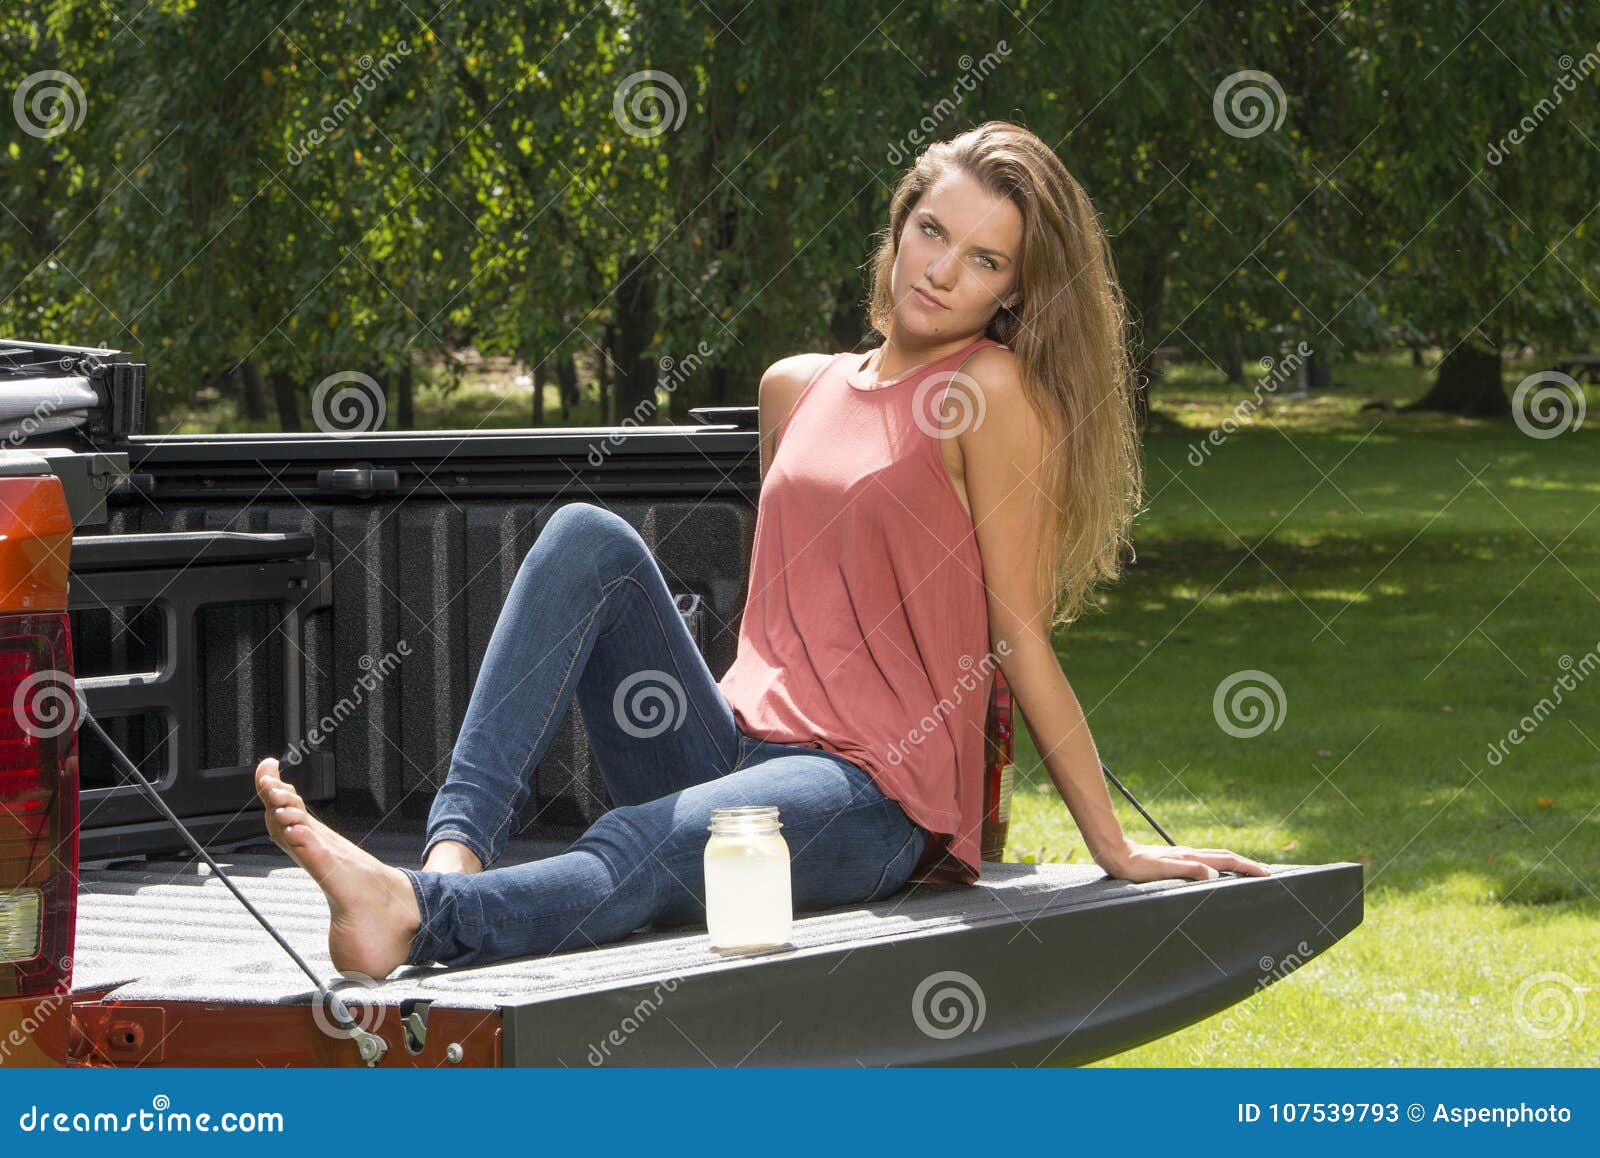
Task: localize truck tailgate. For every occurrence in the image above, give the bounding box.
[68,833,1362,1066]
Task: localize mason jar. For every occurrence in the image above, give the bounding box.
[704,805,792,951]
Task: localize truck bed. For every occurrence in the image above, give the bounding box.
[69,826,1362,1067]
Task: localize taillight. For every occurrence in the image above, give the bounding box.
[0,612,78,995]
[0,472,77,1001]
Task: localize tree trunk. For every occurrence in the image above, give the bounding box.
[556,352,578,421]
[532,361,547,426]
[1225,332,1244,384]
[396,360,415,430]
[613,252,657,426]
[1401,341,1509,415]
[238,360,269,421]
[830,275,864,354]
[268,369,302,432]
[1307,353,1334,390]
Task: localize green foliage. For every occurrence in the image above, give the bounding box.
[3,2,1598,424]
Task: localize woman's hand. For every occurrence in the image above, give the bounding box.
[1094,838,1271,883]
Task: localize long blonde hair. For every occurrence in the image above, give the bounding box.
[864,119,1143,630]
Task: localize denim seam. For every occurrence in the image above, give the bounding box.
[599,570,740,773]
[402,868,434,966]
[867,824,923,900]
[479,578,622,862]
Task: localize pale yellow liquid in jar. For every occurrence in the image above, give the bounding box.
[704,830,792,950]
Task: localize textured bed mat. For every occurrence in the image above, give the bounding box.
[73,831,1282,1011]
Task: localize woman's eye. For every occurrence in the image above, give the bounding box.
[921,221,939,238]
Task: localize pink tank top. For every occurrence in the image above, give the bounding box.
[717,335,1007,886]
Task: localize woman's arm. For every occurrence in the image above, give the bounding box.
[957,348,1269,882]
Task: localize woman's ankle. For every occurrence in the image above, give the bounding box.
[423,839,484,875]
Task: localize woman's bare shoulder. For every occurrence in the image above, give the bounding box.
[757,352,836,480]
[760,352,836,404]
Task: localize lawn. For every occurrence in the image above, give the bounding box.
[1002,350,1598,1066]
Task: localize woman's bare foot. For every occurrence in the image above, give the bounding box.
[255,757,422,979]
[422,839,483,875]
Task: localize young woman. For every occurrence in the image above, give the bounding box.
[254,119,1270,979]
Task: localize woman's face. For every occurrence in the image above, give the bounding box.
[891,169,1022,340]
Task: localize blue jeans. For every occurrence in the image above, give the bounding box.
[401,501,928,969]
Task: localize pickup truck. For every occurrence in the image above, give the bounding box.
[0,339,1363,1067]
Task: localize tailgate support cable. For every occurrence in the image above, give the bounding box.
[75,695,389,1066]
[1102,759,1177,846]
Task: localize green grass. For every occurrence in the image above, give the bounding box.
[1002,349,1598,1066]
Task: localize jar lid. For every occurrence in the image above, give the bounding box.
[707,804,782,832]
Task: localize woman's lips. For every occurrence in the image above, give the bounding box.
[913,286,946,309]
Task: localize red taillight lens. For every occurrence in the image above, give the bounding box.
[0,612,78,997]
